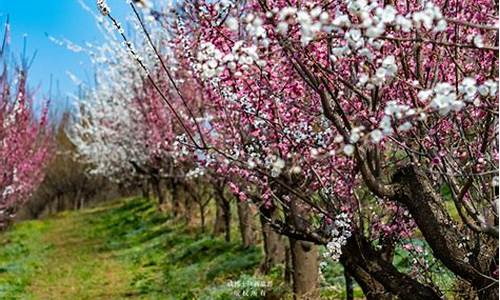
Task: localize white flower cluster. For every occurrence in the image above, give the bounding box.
[97,0,110,17]
[419,78,498,115]
[371,55,398,86]
[228,41,265,72]
[324,213,352,261]
[349,126,365,144]
[277,6,329,45]
[226,17,239,32]
[196,42,225,79]
[473,34,484,48]
[380,101,419,134]
[356,52,398,90]
[411,2,446,31]
[269,156,286,177]
[330,1,446,62]
[477,79,498,97]
[458,78,478,102]
[245,14,267,39]
[196,41,265,79]
[186,167,206,178]
[262,155,286,177]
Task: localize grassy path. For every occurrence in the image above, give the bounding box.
[26,207,136,299]
[0,198,262,300]
[0,198,272,300]
[0,201,150,300]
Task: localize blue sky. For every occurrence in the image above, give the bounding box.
[0,0,131,109]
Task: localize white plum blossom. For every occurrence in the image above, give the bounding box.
[343,144,355,156]
[324,213,352,261]
[382,55,398,76]
[226,17,239,32]
[435,19,448,32]
[332,14,351,28]
[417,89,433,101]
[398,122,412,132]
[277,22,289,34]
[196,42,225,79]
[412,2,443,30]
[278,6,297,20]
[373,55,398,85]
[271,157,286,177]
[245,15,267,39]
[297,9,323,45]
[395,15,413,32]
[349,126,365,143]
[378,5,397,24]
[370,129,383,143]
[329,46,351,62]
[347,0,369,17]
[473,34,484,48]
[458,77,477,101]
[478,80,498,97]
[430,83,462,115]
[277,6,325,45]
[345,29,364,49]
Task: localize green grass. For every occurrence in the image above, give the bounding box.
[0,197,263,299]
[0,220,52,299]
[0,197,458,299]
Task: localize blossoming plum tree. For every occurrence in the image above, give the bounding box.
[95,0,498,298]
[0,23,53,229]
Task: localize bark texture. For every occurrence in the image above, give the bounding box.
[237,201,257,248]
[259,206,286,273]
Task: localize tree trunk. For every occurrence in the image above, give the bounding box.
[340,233,441,300]
[290,238,320,300]
[152,177,164,205]
[287,197,319,300]
[284,244,292,284]
[391,165,498,298]
[79,196,85,210]
[259,206,286,273]
[199,202,206,233]
[213,195,231,242]
[345,269,353,300]
[213,182,231,241]
[170,180,183,217]
[237,201,256,248]
[214,200,225,233]
[141,179,150,199]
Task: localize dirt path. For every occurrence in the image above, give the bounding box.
[26,208,138,299]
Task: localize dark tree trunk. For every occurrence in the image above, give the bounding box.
[141,179,150,199]
[199,202,206,233]
[391,166,498,299]
[340,233,441,300]
[213,195,231,242]
[284,243,292,284]
[152,177,164,205]
[259,206,286,273]
[345,269,353,300]
[170,180,183,217]
[237,201,256,248]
